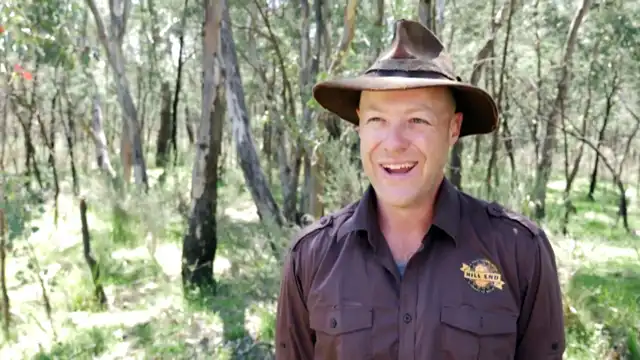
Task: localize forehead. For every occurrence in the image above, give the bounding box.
[358,87,453,113]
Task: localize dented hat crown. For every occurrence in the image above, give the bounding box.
[312,19,499,137]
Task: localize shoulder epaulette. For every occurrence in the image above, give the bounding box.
[289,204,357,252]
[486,201,539,237]
[289,213,335,251]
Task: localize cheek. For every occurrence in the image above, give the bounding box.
[358,131,381,154]
[411,132,447,158]
[410,133,434,152]
[358,133,381,171]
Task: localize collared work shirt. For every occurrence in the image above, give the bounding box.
[275,179,565,360]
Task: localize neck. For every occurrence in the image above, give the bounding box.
[377,178,442,239]
[378,204,433,240]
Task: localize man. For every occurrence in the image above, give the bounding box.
[275,19,565,360]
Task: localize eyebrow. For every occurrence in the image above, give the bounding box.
[360,103,441,115]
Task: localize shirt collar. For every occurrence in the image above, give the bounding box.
[337,177,461,246]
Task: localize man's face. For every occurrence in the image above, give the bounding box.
[356,87,462,209]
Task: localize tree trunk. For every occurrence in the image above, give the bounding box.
[587,69,618,200]
[307,0,357,218]
[451,0,521,189]
[37,95,60,224]
[61,82,79,195]
[181,0,223,294]
[0,207,10,339]
[79,199,108,306]
[156,82,173,167]
[252,2,302,221]
[171,0,189,166]
[560,47,596,233]
[0,83,7,172]
[220,0,284,227]
[182,88,224,293]
[532,0,592,219]
[85,0,149,189]
[418,0,439,33]
[89,95,116,178]
[565,129,631,232]
[184,107,195,144]
[485,0,516,195]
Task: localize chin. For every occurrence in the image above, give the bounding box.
[373,188,423,208]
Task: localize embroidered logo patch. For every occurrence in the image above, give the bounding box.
[460,259,505,293]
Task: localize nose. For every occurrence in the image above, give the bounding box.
[382,122,409,154]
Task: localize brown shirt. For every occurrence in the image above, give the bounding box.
[275,178,565,360]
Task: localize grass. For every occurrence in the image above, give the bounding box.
[543,177,640,360]
[0,165,639,359]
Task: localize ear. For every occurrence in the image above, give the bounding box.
[448,112,463,146]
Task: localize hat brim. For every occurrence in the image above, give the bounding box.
[312,76,498,137]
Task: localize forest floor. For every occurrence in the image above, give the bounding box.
[1,167,639,359]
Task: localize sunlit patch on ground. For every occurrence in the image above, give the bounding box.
[223,201,259,222]
[547,179,567,191]
[152,242,231,278]
[582,210,616,225]
[68,309,159,329]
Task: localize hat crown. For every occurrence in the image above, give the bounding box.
[366,19,456,80]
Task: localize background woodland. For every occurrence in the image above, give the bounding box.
[1,0,640,358]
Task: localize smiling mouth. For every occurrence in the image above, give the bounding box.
[380,162,418,175]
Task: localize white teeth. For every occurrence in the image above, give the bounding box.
[382,163,415,170]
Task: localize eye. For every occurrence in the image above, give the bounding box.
[410,117,430,125]
[366,117,383,123]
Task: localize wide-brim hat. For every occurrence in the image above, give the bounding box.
[312,19,498,137]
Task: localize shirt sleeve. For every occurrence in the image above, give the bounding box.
[515,229,566,359]
[275,248,315,360]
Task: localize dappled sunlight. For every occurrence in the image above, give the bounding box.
[3,170,639,359]
[547,179,567,191]
[3,173,638,359]
[111,245,149,261]
[582,210,616,225]
[27,191,109,252]
[553,236,638,268]
[214,257,232,275]
[153,243,182,278]
[152,242,232,278]
[244,301,277,341]
[223,201,259,223]
[67,309,160,329]
[0,185,243,357]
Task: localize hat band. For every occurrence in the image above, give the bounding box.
[365,69,461,82]
[364,69,449,79]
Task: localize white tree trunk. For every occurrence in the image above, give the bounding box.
[85,0,149,188]
[219,0,284,227]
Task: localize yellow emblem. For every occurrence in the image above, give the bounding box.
[460,259,505,293]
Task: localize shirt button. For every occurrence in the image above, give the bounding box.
[330,318,337,328]
[403,313,412,324]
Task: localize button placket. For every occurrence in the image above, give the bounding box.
[398,261,418,360]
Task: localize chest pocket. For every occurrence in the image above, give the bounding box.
[310,303,373,360]
[440,305,518,360]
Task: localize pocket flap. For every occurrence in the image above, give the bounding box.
[310,304,373,336]
[441,305,517,336]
